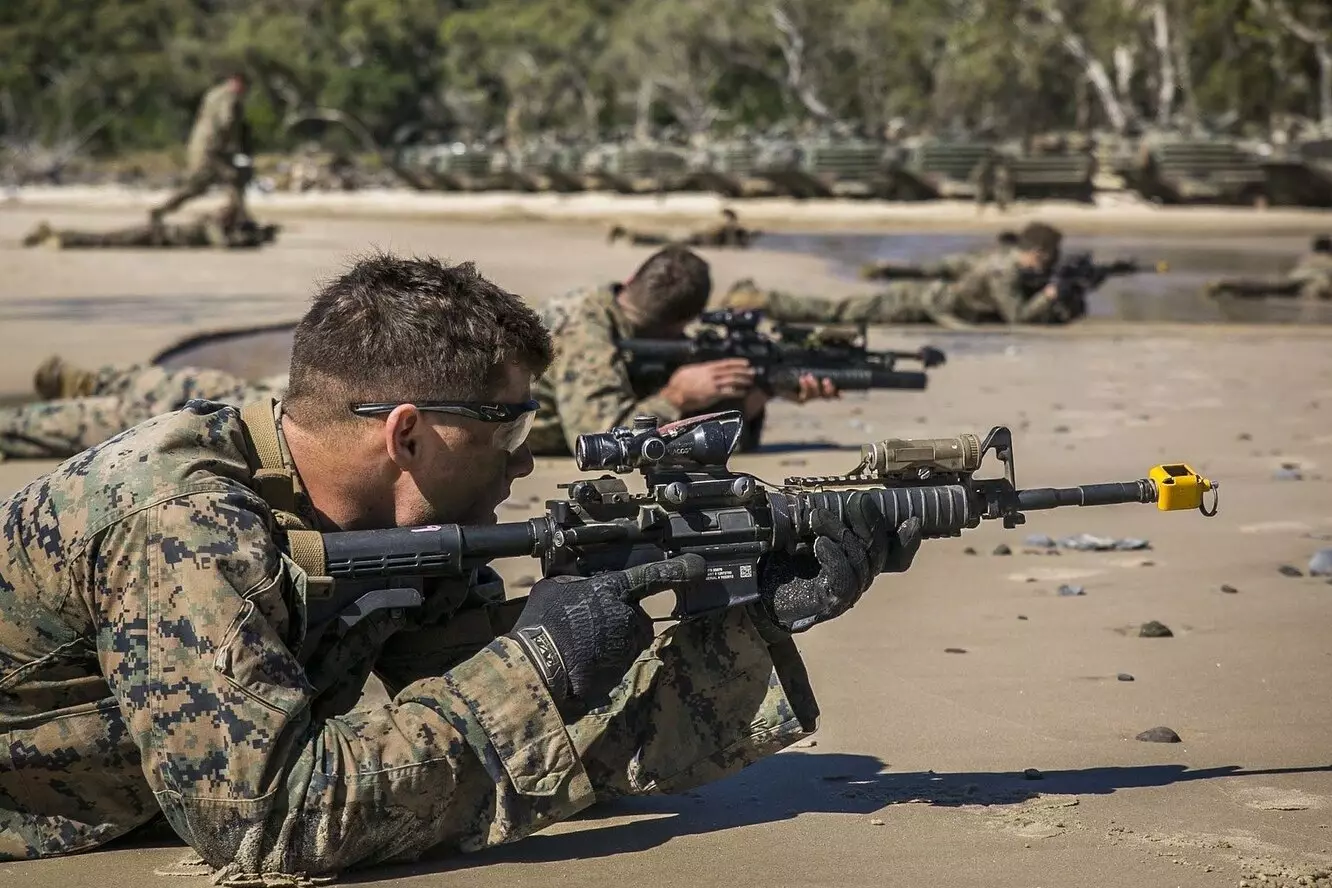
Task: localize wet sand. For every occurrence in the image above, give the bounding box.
[2,196,1332,888]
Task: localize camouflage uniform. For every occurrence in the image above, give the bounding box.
[1208,252,1332,301]
[0,399,817,875]
[529,285,683,456]
[973,155,1014,213]
[729,252,1069,328]
[21,215,278,250]
[152,81,252,221]
[0,364,286,460]
[609,220,756,249]
[859,247,998,282]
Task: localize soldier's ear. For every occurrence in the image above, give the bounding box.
[383,404,425,468]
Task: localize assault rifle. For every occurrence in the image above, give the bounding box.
[306,412,1217,631]
[1025,253,1169,320]
[619,309,946,395]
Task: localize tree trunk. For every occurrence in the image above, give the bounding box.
[1171,7,1199,129]
[769,3,834,121]
[1113,45,1135,109]
[1318,44,1332,129]
[1076,75,1092,130]
[1026,0,1133,131]
[503,100,524,152]
[1151,0,1175,125]
[1252,0,1332,128]
[633,79,654,142]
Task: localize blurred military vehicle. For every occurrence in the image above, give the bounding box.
[1258,137,1332,208]
[576,141,692,193]
[893,139,995,199]
[1123,133,1269,206]
[398,141,499,191]
[1006,133,1098,203]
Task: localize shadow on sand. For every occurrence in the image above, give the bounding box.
[344,752,1332,882]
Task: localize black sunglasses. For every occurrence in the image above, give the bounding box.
[349,400,539,423]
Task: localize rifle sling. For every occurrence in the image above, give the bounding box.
[238,399,331,598]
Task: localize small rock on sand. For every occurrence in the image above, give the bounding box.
[1136,726,1181,743]
[1139,621,1173,638]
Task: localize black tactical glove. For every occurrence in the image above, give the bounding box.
[508,554,706,713]
[757,492,923,634]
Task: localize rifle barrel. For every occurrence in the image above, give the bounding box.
[1017,482,1155,510]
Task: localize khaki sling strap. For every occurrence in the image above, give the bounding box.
[239,400,332,598]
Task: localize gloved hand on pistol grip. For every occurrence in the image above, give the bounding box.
[757,493,923,634]
[507,553,706,713]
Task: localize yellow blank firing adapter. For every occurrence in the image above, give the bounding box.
[1149,464,1218,515]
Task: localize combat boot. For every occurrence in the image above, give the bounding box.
[720,278,770,313]
[20,222,54,248]
[32,356,98,400]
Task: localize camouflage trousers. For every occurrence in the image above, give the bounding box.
[154,156,248,220]
[1211,276,1332,300]
[760,283,948,325]
[0,365,286,459]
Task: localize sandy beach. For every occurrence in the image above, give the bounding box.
[2,193,1331,888]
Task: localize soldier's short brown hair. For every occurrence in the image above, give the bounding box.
[1017,222,1063,255]
[623,246,712,326]
[285,252,553,426]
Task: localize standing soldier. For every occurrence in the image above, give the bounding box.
[149,73,252,224]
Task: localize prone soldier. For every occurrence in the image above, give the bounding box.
[608,208,762,249]
[0,358,286,461]
[527,246,836,457]
[0,253,922,877]
[724,222,1074,328]
[1204,235,1332,301]
[20,207,280,251]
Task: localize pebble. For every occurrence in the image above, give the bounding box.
[1221,584,1240,594]
[1058,584,1087,597]
[1053,425,1070,434]
[945,647,968,654]
[1238,432,1253,441]
[779,459,808,467]
[1117,673,1135,681]
[793,739,817,749]
[1273,467,1304,481]
[1139,620,1173,637]
[1139,560,1155,567]
[1309,549,1332,577]
[869,818,885,826]
[1279,565,1304,577]
[963,546,977,555]
[1023,768,1043,780]
[993,544,1012,556]
[1024,534,1057,548]
[1136,726,1182,743]
[513,575,537,588]
[1017,615,1029,620]
[1060,533,1151,551]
